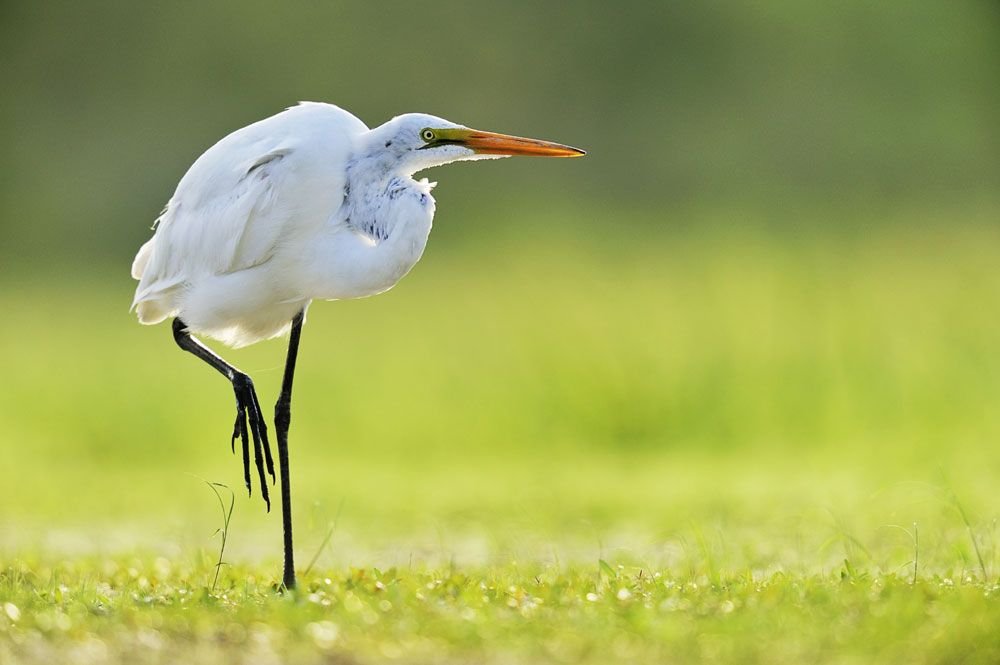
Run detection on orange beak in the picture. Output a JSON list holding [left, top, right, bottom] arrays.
[[436, 128, 586, 158]]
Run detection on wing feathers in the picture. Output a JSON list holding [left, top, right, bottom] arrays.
[[131, 102, 368, 321]]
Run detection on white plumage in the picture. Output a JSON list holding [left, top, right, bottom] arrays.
[[133, 103, 376, 345], [132, 102, 583, 347]]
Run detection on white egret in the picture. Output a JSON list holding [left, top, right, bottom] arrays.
[[131, 101, 584, 589]]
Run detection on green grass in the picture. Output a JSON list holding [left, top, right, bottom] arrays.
[[2, 212, 1000, 663], [3, 558, 1000, 665]]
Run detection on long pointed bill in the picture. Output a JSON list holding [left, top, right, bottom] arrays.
[[438, 128, 585, 158]]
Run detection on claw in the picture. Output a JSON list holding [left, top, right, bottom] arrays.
[[233, 373, 271, 512], [235, 400, 251, 495], [249, 387, 277, 483], [231, 380, 254, 498]]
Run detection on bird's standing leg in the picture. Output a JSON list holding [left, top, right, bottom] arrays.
[[171, 319, 276, 509], [274, 310, 304, 591]]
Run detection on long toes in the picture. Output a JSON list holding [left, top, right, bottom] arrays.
[[249, 388, 276, 482], [248, 416, 272, 511], [242, 384, 272, 512], [233, 400, 251, 496], [231, 413, 242, 454], [232, 375, 272, 511]]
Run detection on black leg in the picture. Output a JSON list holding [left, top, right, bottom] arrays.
[[275, 310, 305, 590], [172, 319, 276, 510]]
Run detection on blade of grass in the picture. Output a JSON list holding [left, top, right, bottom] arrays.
[[951, 491, 988, 582], [303, 497, 345, 577], [201, 480, 235, 592]]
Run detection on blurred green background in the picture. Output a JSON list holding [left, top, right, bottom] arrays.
[[1, 1, 999, 573]]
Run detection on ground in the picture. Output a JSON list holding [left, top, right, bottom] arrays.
[[2, 214, 1000, 663], [4, 558, 1000, 664]]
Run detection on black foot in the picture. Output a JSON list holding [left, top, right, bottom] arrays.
[[231, 373, 276, 510]]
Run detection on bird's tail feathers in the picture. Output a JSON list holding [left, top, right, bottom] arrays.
[[133, 299, 173, 325], [131, 238, 155, 280]]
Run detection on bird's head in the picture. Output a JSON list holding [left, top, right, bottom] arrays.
[[364, 113, 585, 176]]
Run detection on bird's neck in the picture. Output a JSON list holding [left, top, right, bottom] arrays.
[[305, 169, 435, 301]]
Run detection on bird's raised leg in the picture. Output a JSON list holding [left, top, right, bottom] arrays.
[[274, 310, 305, 591], [172, 319, 276, 510]]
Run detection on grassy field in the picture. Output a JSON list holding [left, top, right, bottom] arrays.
[[2, 211, 1000, 663]]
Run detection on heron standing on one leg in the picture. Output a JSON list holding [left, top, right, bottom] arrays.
[[131, 102, 584, 590]]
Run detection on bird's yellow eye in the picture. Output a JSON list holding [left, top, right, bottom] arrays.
[[421, 129, 435, 142]]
